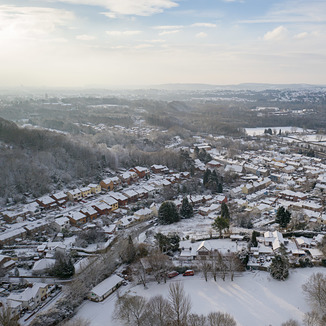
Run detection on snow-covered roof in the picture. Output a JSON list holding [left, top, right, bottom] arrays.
[[89, 274, 123, 297]]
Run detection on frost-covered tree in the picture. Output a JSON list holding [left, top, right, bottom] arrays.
[[302, 273, 326, 314]]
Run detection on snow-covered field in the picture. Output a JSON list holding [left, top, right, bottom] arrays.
[[74, 267, 326, 326], [245, 127, 307, 136]]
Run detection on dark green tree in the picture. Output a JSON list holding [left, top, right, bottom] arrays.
[[180, 197, 193, 219], [50, 252, 75, 279], [212, 217, 229, 238], [275, 206, 291, 228], [155, 233, 180, 253], [158, 201, 180, 225], [203, 168, 211, 186], [269, 255, 289, 280], [221, 202, 230, 220], [251, 231, 260, 247]]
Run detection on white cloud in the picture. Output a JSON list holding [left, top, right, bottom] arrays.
[[0, 5, 74, 41], [106, 30, 141, 36], [158, 30, 180, 36], [191, 23, 216, 28], [56, 0, 179, 16], [153, 25, 183, 30], [147, 39, 166, 43], [76, 34, 96, 41], [240, 0, 326, 24], [196, 32, 207, 38], [263, 26, 288, 41], [134, 44, 154, 49], [294, 32, 309, 39]]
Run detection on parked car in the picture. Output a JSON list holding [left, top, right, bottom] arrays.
[[183, 270, 194, 276], [167, 271, 179, 278]]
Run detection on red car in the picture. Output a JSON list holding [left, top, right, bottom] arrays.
[[167, 271, 179, 278], [183, 270, 194, 276]]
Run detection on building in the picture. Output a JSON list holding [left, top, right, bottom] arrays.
[[88, 275, 123, 302]]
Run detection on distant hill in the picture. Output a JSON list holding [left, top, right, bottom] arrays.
[[149, 83, 326, 91]]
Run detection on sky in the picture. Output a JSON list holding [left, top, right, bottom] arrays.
[[0, 0, 326, 88]]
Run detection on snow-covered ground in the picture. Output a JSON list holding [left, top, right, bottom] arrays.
[[245, 127, 308, 136], [73, 267, 326, 326]]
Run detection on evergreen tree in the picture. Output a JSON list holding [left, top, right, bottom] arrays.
[[269, 255, 289, 280], [194, 146, 199, 158], [276, 206, 291, 228], [158, 201, 180, 225], [221, 202, 230, 220], [180, 197, 194, 219], [155, 233, 180, 252], [217, 182, 223, 193], [251, 231, 260, 247], [203, 168, 211, 186], [212, 216, 229, 238], [50, 253, 75, 279]]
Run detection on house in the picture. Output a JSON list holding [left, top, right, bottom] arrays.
[[196, 241, 212, 256], [80, 187, 92, 198], [120, 171, 138, 185], [80, 206, 98, 221], [2, 210, 29, 223], [88, 183, 101, 194], [0, 228, 27, 246], [102, 224, 117, 235], [278, 190, 307, 202], [53, 217, 70, 232], [7, 283, 49, 311], [100, 178, 114, 191], [92, 202, 111, 216], [198, 204, 220, 216], [0, 255, 16, 271], [134, 208, 153, 221], [130, 166, 150, 178], [23, 220, 48, 235], [122, 189, 138, 203], [36, 196, 57, 209], [32, 259, 56, 274], [108, 192, 128, 206], [67, 189, 82, 201], [67, 211, 87, 226], [143, 185, 156, 196], [100, 195, 119, 211], [206, 160, 222, 170], [88, 274, 123, 302], [262, 231, 288, 251], [51, 191, 68, 206], [151, 164, 169, 174]]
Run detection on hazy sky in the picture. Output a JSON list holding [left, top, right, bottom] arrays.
[[1, 0, 326, 87]]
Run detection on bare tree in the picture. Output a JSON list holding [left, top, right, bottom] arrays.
[[216, 251, 227, 281], [188, 314, 207, 326], [114, 294, 147, 326], [302, 273, 326, 314], [168, 282, 192, 326], [0, 305, 19, 326], [207, 312, 237, 326], [281, 319, 300, 326], [148, 251, 172, 284], [60, 318, 90, 326], [143, 295, 172, 326], [303, 311, 323, 326], [133, 261, 147, 288], [225, 252, 243, 282], [198, 256, 211, 282]]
